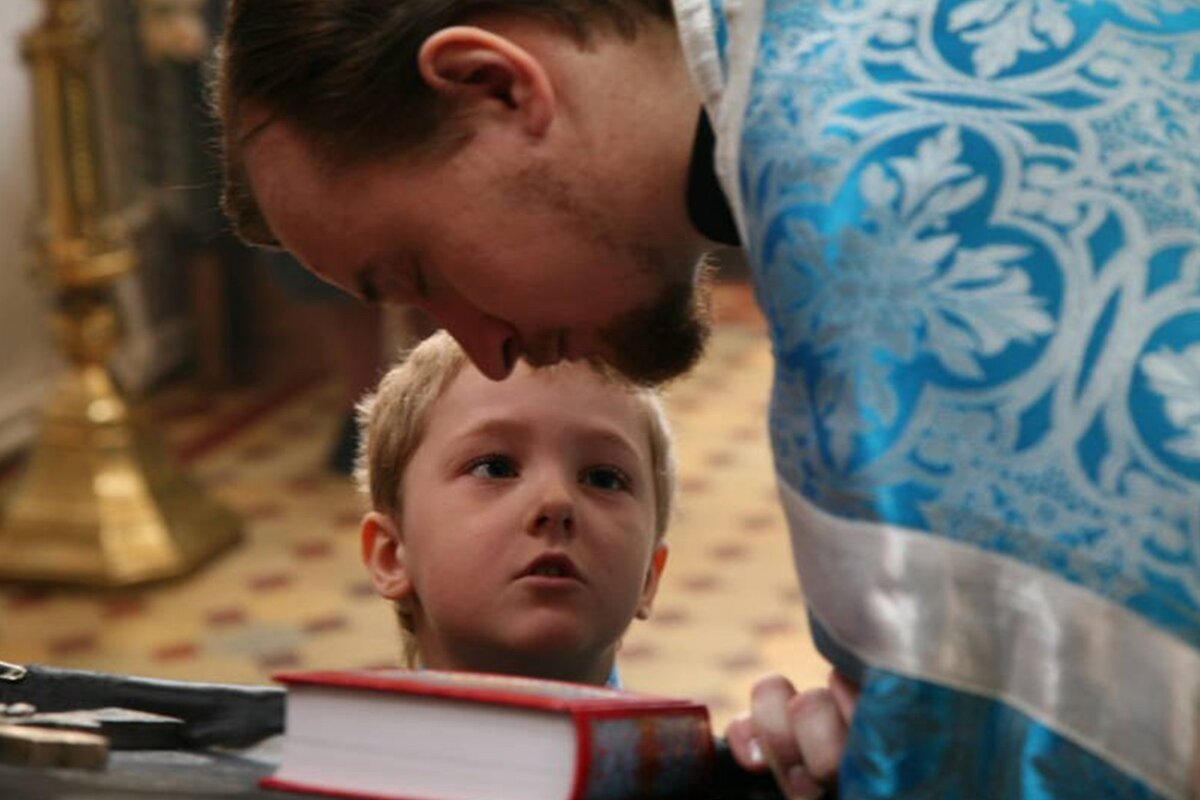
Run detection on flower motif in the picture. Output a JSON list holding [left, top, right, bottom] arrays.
[[947, 0, 1193, 77], [1141, 344, 1200, 461], [950, 0, 1076, 77], [774, 127, 1054, 466]]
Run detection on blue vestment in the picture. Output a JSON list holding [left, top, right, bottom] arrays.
[[675, 2, 1200, 796]]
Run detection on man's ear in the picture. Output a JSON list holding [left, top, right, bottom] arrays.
[[361, 511, 413, 601], [635, 543, 669, 620], [417, 26, 554, 137]]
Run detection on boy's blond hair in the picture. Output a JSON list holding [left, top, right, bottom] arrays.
[[355, 330, 677, 666]]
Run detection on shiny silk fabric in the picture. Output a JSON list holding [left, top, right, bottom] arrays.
[[674, 1, 1200, 797]]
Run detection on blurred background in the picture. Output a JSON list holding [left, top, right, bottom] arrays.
[[0, 0, 825, 731]]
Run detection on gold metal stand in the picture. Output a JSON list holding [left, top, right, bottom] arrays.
[[0, 0, 241, 586]]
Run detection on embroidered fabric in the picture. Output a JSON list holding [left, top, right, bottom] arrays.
[[675, 2, 1200, 797]]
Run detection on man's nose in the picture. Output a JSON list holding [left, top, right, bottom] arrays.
[[426, 300, 519, 380]]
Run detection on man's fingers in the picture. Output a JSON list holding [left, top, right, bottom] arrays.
[[750, 674, 824, 800], [750, 674, 802, 766], [827, 669, 860, 725], [787, 688, 848, 782], [724, 713, 769, 772]]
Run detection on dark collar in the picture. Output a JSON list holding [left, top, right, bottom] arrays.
[[686, 110, 741, 247]]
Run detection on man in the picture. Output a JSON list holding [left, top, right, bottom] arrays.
[[216, 2, 1200, 798]]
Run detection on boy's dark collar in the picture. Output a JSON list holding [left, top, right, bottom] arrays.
[[686, 110, 741, 247]]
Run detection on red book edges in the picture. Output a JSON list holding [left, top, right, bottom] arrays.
[[261, 669, 714, 800]]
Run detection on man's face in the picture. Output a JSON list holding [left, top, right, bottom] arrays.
[[394, 362, 666, 682], [242, 119, 712, 384]]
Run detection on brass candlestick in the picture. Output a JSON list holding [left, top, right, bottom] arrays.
[[0, 0, 241, 586]]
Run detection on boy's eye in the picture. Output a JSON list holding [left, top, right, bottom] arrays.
[[468, 455, 518, 479], [581, 466, 631, 493]]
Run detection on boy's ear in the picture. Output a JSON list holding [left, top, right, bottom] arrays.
[[417, 26, 555, 137], [361, 512, 414, 601], [635, 543, 669, 620]]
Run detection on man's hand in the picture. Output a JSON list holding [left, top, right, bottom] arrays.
[[724, 671, 859, 800]]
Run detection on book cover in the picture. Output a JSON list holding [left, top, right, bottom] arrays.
[[262, 669, 715, 800]]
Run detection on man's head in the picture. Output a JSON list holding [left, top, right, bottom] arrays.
[[356, 331, 676, 683], [216, 0, 712, 384], [218, 0, 675, 243]]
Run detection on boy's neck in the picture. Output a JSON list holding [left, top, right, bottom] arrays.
[[418, 647, 616, 687]]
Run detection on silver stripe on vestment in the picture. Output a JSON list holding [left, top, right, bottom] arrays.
[[673, 0, 725, 108], [778, 479, 1200, 800]]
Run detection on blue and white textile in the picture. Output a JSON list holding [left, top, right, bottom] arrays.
[[674, 2, 1200, 797]]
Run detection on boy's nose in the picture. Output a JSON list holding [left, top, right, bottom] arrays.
[[533, 507, 574, 534], [526, 485, 575, 538]]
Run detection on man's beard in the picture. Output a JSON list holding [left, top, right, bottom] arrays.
[[506, 160, 715, 385], [599, 263, 714, 386]]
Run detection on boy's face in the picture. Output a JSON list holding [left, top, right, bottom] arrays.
[[365, 362, 667, 684]]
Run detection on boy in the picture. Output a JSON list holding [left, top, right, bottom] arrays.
[[354, 330, 674, 687], [353, 331, 853, 796]]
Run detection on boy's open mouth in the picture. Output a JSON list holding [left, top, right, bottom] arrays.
[[519, 554, 582, 582]]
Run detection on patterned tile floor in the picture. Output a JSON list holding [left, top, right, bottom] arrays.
[[0, 284, 828, 731]]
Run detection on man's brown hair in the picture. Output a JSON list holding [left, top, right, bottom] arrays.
[[214, 0, 674, 246]]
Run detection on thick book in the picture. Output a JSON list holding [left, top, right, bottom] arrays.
[[261, 669, 715, 800]]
